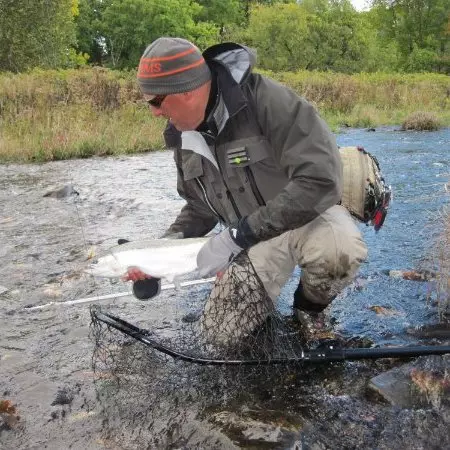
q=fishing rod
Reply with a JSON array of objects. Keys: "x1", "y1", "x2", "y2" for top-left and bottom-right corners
[
  {"x1": 26, "y1": 277, "x2": 215, "y2": 311},
  {"x1": 92, "y1": 310, "x2": 450, "y2": 366}
]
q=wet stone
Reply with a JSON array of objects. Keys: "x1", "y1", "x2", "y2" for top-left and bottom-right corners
[
  {"x1": 369, "y1": 355, "x2": 450, "y2": 408},
  {"x1": 210, "y1": 411, "x2": 302, "y2": 447},
  {"x1": 51, "y1": 388, "x2": 74, "y2": 406},
  {"x1": 43, "y1": 185, "x2": 79, "y2": 199},
  {"x1": 0, "y1": 400, "x2": 20, "y2": 431},
  {"x1": 181, "y1": 310, "x2": 202, "y2": 323},
  {"x1": 0, "y1": 415, "x2": 11, "y2": 432}
]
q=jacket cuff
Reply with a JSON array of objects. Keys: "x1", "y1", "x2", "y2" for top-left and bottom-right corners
[{"x1": 229, "y1": 216, "x2": 260, "y2": 249}]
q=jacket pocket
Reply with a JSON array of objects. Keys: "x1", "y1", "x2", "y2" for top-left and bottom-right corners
[
  {"x1": 222, "y1": 136, "x2": 276, "y2": 210},
  {"x1": 181, "y1": 151, "x2": 203, "y2": 181},
  {"x1": 223, "y1": 135, "x2": 289, "y2": 211},
  {"x1": 224, "y1": 136, "x2": 271, "y2": 174}
]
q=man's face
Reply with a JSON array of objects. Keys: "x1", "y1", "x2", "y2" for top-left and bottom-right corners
[{"x1": 144, "y1": 91, "x2": 205, "y2": 132}]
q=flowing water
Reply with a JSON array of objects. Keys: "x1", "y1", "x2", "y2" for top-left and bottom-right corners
[{"x1": 0, "y1": 127, "x2": 449, "y2": 449}]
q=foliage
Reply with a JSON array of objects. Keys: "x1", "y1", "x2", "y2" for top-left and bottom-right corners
[
  {"x1": 1, "y1": 68, "x2": 448, "y2": 162},
  {"x1": 243, "y1": 3, "x2": 312, "y2": 71},
  {"x1": 0, "y1": 0, "x2": 78, "y2": 72},
  {"x1": 75, "y1": 0, "x2": 106, "y2": 65},
  {"x1": 74, "y1": 0, "x2": 219, "y2": 68},
  {"x1": 2, "y1": 0, "x2": 448, "y2": 74},
  {"x1": 301, "y1": 0, "x2": 369, "y2": 73},
  {"x1": 242, "y1": 0, "x2": 399, "y2": 72},
  {"x1": 196, "y1": 0, "x2": 242, "y2": 33},
  {"x1": 370, "y1": 0, "x2": 450, "y2": 72},
  {"x1": 401, "y1": 111, "x2": 441, "y2": 131}
]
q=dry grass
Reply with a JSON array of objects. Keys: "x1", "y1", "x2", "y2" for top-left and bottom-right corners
[
  {"x1": 0, "y1": 104, "x2": 165, "y2": 162},
  {"x1": 0, "y1": 68, "x2": 449, "y2": 161},
  {"x1": 265, "y1": 70, "x2": 450, "y2": 113},
  {"x1": 401, "y1": 112, "x2": 441, "y2": 131},
  {"x1": 0, "y1": 68, "x2": 165, "y2": 162}
]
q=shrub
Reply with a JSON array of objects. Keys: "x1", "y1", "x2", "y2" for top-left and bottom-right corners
[{"x1": 401, "y1": 112, "x2": 441, "y2": 131}]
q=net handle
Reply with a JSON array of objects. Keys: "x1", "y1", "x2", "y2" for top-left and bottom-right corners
[{"x1": 91, "y1": 309, "x2": 450, "y2": 365}]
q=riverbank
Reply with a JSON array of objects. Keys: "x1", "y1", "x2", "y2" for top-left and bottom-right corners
[{"x1": 0, "y1": 68, "x2": 449, "y2": 162}]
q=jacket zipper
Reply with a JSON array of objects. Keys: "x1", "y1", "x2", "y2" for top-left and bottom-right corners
[
  {"x1": 226, "y1": 189, "x2": 242, "y2": 220},
  {"x1": 195, "y1": 177, "x2": 225, "y2": 224},
  {"x1": 244, "y1": 167, "x2": 266, "y2": 207},
  {"x1": 218, "y1": 161, "x2": 242, "y2": 220}
]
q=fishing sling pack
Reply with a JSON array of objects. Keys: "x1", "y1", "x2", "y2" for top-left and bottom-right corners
[{"x1": 339, "y1": 146, "x2": 391, "y2": 231}]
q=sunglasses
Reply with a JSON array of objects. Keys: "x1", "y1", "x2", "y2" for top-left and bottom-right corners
[{"x1": 146, "y1": 94, "x2": 167, "y2": 108}]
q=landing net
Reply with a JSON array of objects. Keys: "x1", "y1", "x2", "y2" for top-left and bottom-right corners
[{"x1": 89, "y1": 253, "x2": 312, "y2": 446}]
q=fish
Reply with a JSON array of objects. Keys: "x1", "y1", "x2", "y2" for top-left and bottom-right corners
[{"x1": 86, "y1": 237, "x2": 209, "y2": 282}]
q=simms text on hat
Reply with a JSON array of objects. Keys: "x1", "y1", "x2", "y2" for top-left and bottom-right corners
[{"x1": 137, "y1": 37, "x2": 211, "y2": 95}]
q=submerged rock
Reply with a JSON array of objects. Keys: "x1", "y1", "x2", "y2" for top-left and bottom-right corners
[
  {"x1": 0, "y1": 400, "x2": 20, "y2": 431},
  {"x1": 369, "y1": 355, "x2": 450, "y2": 408},
  {"x1": 210, "y1": 410, "x2": 302, "y2": 448},
  {"x1": 51, "y1": 387, "x2": 74, "y2": 406},
  {"x1": 0, "y1": 285, "x2": 8, "y2": 295},
  {"x1": 388, "y1": 269, "x2": 436, "y2": 281},
  {"x1": 43, "y1": 185, "x2": 79, "y2": 199}
]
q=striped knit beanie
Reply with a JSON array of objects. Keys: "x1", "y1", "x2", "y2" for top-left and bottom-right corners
[{"x1": 137, "y1": 37, "x2": 211, "y2": 95}]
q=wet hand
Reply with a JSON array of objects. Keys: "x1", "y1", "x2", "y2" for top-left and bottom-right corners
[
  {"x1": 122, "y1": 266, "x2": 152, "y2": 282},
  {"x1": 121, "y1": 267, "x2": 162, "y2": 300}
]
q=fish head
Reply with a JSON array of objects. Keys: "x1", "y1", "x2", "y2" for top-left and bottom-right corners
[{"x1": 86, "y1": 254, "x2": 126, "y2": 278}]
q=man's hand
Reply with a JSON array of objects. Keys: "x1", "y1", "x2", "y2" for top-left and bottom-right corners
[
  {"x1": 196, "y1": 227, "x2": 244, "y2": 277},
  {"x1": 122, "y1": 266, "x2": 150, "y2": 282}
]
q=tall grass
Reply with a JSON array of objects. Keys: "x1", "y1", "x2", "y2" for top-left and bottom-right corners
[
  {"x1": 0, "y1": 68, "x2": 449, "y2": 162},
  {"x1": 0, "y1": 68, "x2": 165, "y2": 162},
  {"x1": 267, "y1": 70, "x2": 450, "y2": 130}
]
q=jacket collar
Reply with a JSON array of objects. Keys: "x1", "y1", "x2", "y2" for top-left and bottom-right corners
[{"x1": 205, "y1": 60, "x2": 248, "y2": 136}]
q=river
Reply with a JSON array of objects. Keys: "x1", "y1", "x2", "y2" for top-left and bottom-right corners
[{"x1": 0, "y1": 127, "x2": 449, "y2": 449}]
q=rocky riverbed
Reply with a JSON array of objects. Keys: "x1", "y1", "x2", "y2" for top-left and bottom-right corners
[{"x1": 1, "y1": 127, "x2": 449, "y2": 449}]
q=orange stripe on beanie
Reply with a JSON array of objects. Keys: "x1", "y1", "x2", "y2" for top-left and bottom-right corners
[{"x1": 137, "y1": 38, "x2": 211, "y2": 95}]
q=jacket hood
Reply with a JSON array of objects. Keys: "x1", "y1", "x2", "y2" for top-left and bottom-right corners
[{"x1": 203, "y1": 42, "x2": 256, "y2": 85}]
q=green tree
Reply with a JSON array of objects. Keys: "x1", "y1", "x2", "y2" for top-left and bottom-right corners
[
  {"x1": 370, "y1": 0, "x2": 450, "y2": 72},
  {"x1": 245, "y1": 1, "x2": 371, "y2": 72},
  {"x1": 99, "y1": 0, "x2": 219, "y2": 68},
  {"x1": 0, "y1": 0, "x2": 78, "y2": 72},
  {"x1": 357, "y1": 9, "x2": 402, "y2": 71},
  {"x1": 303, "y1": 0, "x2": 368, "y2": 72},
  {"x1": 196, "y1": 0, "x2": 242, "y2": 34},
  {"x1": 75, "y1": 0, "x2": 105, "y2": 65},
  {"x1": 244, "y1": 3, "x2": 312, "y2": 70},
  {"x1": 239, "y1": 0, "x2": 296, "y2": 24}
]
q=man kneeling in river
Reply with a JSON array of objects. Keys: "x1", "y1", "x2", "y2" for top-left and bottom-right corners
[{"x1": 124, "y1": 37, "x2": 368, "y2": 346}]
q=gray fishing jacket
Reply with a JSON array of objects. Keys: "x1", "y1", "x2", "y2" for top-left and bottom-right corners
[{"x1": 163, "y1": 43, "x2": 342, "y2": 242}]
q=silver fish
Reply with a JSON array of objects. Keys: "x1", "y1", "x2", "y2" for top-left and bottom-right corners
[{"x1": 87, "y1": 237, "x2": 209, "y2": 282}]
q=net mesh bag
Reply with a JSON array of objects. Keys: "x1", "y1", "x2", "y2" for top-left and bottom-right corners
[{"x1": 90, "y1": 253, "x2": 314, "y2": 447}]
